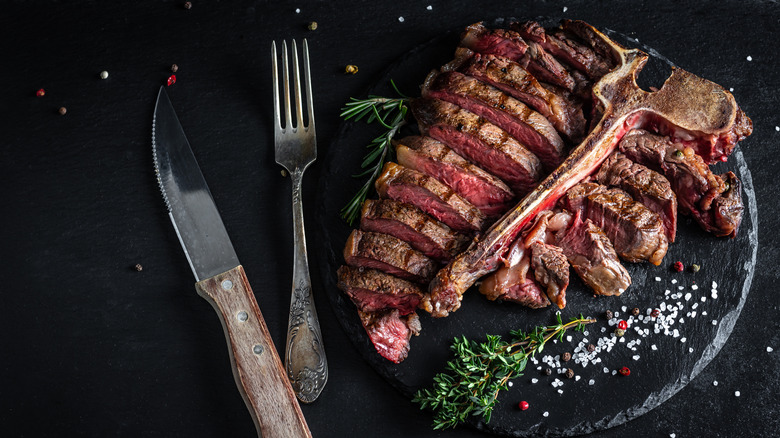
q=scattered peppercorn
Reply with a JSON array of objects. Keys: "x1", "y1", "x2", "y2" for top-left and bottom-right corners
[
  {"x1": 631, "y1": 307, "x2": 640, "y2": 316},
  {"x1": 544, "y1": 368, "x2": 552, "y2": 376},
  {"x1": 134, "y1": 263, "x2": 143, "y2": 272},
  {"x1": 58, "y1": 107, "x2": 67, "y2": 115},
  {"x1": 617, "y1": 320, "x2": 628, "y2": 330},
  {"x1": 587, "y1": 344, "x2": 596, "y2": 353},
  {"x1": 99, "y1": 70, "x2": 109, "y2": 80},
  {"x1": 345, "y1": 64, "x2": 358, "y2": 74},
  {"x1": 605, "y1": 309, "x2": 614, "y2": 320},
  {"x1": 691, "y1": 263, "x2": 701, "y2": 273},
  {"x1": 167, "y1": 75, "x2": 177, "y2": 86},
  {"x1": 171, "y1": 64, "x2": 179, "y2": 73},
  {"x1": 518, "y1": 401, "x2": 529, "y2": 411},
  {"x1": 36, "y1": 88, "x2": 45, "y2": 97},
  {"x1": 281, "y1": 169, "x2": 288, "y2": 177},
  {"x1": 673, "y1": 149, "x2": 684, "y2": 159},
  {"x1": 308, "y1": 21, "x2": 318, "y2": 31},
  {"x1": 619, "y1": 366, "x2": 631, "y2": 376},
  {"x1": 562, "y1": 352, "x2": 571, "y2": 362},
  {"x1": 615, "y1": 328, "x2": 625, "y2": 337},
  {"x1": 183, "y1": 1, "x2": 192, "y2": 9},
  {"x1": 565, "y1": 368, "x2": 575, "y2": 379},
  {"x1": 673, "y1": 261, "x2": 684, "y2": 272},
  {"x1": 651, "y1": 308, "x2": 661, "y2": 318}
]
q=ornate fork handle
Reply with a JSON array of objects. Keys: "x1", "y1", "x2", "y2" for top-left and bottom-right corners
[{"x1": 285, "y1": 167, "x2": 328, "y2": 403}]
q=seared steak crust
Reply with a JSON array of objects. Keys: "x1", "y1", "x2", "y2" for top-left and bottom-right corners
[
  {"x1": 529, "y1": 241, "x2": 570, "y2": 309},
  {"x1": 358, "y1": 309, "x2": 421, "y2": 364},
  {"x1": 360, "y1": 198, "x2": 469, "y2": 261},
  {"x1": 375, "y1": 162, "x2": 486, "y2": 232},
  {"x1": 343, "y1": 229, "x2": 437, "y2": 283},
  {"x1": 562, "y1": 182, "x2": 669, "y2": 265},
  {"x1": 396, "y1": 135, "x2": 514, "y2": 217},
  {"x1": 519, "y1": 40, "x2": 577, "y2": 92},
  {"x1": 337, "y1": 266, "x2": 424, "y2": 315},
  {"x1": 460, "y1": 22, "x2": 528, "y2": 60},
  {"x1": 422, "y1": 71, "x2": 565, "y2": 169},
  {"x1": 556, "y1": 211, "x2": 631, "y2": 296},
  {"x1": 411, "y1": 98, "x2": 543, "y2": 194},
  {"x1": 596, "y1": 152, "x2": 678, "y2": 242}
]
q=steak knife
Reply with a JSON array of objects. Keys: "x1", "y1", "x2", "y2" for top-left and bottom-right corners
[{"x1": 152, "y1": 87, "x2": 311, "y2": 438}]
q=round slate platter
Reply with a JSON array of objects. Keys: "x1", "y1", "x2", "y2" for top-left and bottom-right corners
[{"x1": 314, "y1": 17, "x2": 758, "y2": 437}]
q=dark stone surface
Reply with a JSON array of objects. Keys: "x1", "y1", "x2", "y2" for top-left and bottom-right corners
[{"x1": 1, "y1": 1, "x2": 778, "y2": 437}]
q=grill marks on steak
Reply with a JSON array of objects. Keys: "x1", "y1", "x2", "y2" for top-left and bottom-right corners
[
  {"x1": 337, "y1": 266, "x2": 424, "y2": 315},
  {"x1": 358, "y1": 309, "x2": 421, "y2": 364},
  {"x1": 619, "y1": 129, "x2": 743, "y2": 238},
  {"x1": 456, "y1": 51, "x2": 587, "y2": 142},
  {"x1": 556, "y1": 211, "x2": 631, "y2": 296},
  {"x1": 360, "y1": 199, "x2": 469, "y2": 261},
  {"x1": 343, "y1": 229, "x2": 437, "y2": 283},
  {"x1": 411, "y1": 98, "x2": 543, "y2": 194},
  {"x1": 596, "y1": 152, "x2": 678, "y2": 242},
  {"x1": 562, "y1": 182, "x2": 669, "y2": 265},
  {"x1": 395, "y1": 135, "x2": 515, "y2": 217},
  {"x1": 422, "y1": 71, "x2": 566, "y2": 169},
  {"x1": 375, "y1": 162, "x2": 486, "y2": 232},
  {"x1": 460, "y1": 22, "x2": 528, "y2": 60}
]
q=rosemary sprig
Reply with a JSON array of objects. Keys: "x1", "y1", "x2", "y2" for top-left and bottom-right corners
[
  {"x1": 339, "y1": 80, "x2": 409, "y2": 225},
  {"x1": 412, "y1": 314, "x2": 595, "y2": 430}
]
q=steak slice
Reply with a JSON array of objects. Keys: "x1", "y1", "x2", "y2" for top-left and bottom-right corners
[
  {"x1": 595, "y1": 152, "x2": 678, "y2": 242},
  {"x1": 562, "y1": 182, "x2": 668, "y2": 265},
  {"x1": 395, "y1": 136, "x2": 514, "y2": 217},
  {"x1": 519, "y1": 40, "x2": 577, "y2": 92},
  {"x1": 529, "y1": 241, "x2": 570, "y2": 309},
  {"x1": 375, "y1": 162, "x2": 486, "y2": 232},
  {"x1": 359, "y1": 198, "x2": 469, "y2": 261},
  {"x1": 337, "y1": 266, "x2": 424, "y2": 315},
  {"x1": 460, "y1": 22, "x2": 528, "y2": 60},
  {"x1": 422, "y1": 71, "x2": 566, "y2": 169},
  {"x1": 556, "y1": 211, "x2": 631, "y2": 296},
  {"x1": 343, "y1": 229, "x2": 437, "y2": 283},
  {"x1": 411, "y1": 98, "x2": 543, "y2": 194},
  {"x1": 619, "y1": 129, "x2": 743, "y2": 238},
  {"x1": 514, "y1": 21, "x2": 613, "y2": 79},
  {"x1": 455, "y1": 50, "x2": 586, "y2": 142},
  {"x1": 477, "y1": 238, "x2": 550, "y2": 309},
  {"x1": 358, "y1": 309, "x2": 421, "y2": 363},
  {"x1": 560, "y1": 20, "x2": 618, "y2": 67}
]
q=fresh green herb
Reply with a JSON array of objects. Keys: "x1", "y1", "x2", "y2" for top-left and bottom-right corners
[
  {"x1": 339, "y1": 80, "x2": 409, "y2": 225},
  {"x1": 412, "y1": 314, "x2": 595, "y2": 430}
]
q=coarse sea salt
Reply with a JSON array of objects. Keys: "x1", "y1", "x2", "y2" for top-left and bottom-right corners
[
  {"x1": 589, "y1": 379, "x2": 595, "y2": 385},
  {"x1": 531, "y1": 378, "x2": 538, "y2": 384},
  {"x1": 776, "y1": 126, "x2": 780, "y2": 132},
  {"x1": 671, "y1": 279, "x2": 678, "y2": 284},
  {"x1": 747, "y1": 55, "x2": 753, "y2": 61},
  {"x1": 508, "y1": 381, "x2": 513, "y2": 387},
  {"x1": 768, "y1": 347, "x2": 774, "y2": 353},
  {"x1": 563, "y1": 6, "x2": 568, "y2": 12},
  {"x1": 712, "y1": 319, "x2": 718, "y2": 325},
  {"x1": 655, "y1": 276, "x2": 661, "y2": 282},
  {"x1": 735, "y1": 391, "x2": 741, "y2": 397},
  {"x1": 689, "y1": 347, "x2": 694, "y2": 353},
  {"x1": 713, "y1": 380, "x2": 718, "y2": 386},
  {"x1": 543, "y1": 411, "x2": 549, "y2": 417},
  {"x1": 398, "y1": 16, "x2": 405, "y2": 22},
  {"x1": 691, "y1": 284, "x2": 699, "y2": 290},
  {"x1": 426, "y1": 5, "x2": 433, "y2": 10}
]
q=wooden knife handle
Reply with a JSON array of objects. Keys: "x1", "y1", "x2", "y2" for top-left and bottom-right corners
[{"x1": 195, "y1": 265, "x2": 312, "y2": 438}]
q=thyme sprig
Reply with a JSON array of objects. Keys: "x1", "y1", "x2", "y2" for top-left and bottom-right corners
[
  {"x1": 413, "y1": 314, "x2": 595, "y2": 430},
  {"x1": 339, "y1": 80, "x2": 409, "y2": 225}
]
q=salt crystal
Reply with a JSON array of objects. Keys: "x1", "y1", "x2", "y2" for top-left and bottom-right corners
[
  {"x1": 655, "y1": 276, "x2": 661, "y2": 282},
  {"x1": 295, "y1": 8, "x2": 301, "y2": 13},
  {"x1": 746, "y1": 55, "x2": 753, "y2": 61},
  {"x1": 651, "y1": 344, "x2": 658, "y2": 351},
  {"x1": 584, "y1": 331, "x2": 589, "y2": 336},
  {"x1": 691, "y1": 311, "x2": 697, "y2": 318},
  {"x1": 398, "y1": 16, "x2": 405, "y2": 22},
  {"x1": 768, "y1": 347, "x2": 774, "y2": 353},
  {"x1": 678, "y1": 285, "x2": 685, "y2": 291},
  {"x1": 589, "y1": 379, "x2": 595, "y2": 385},
  {"x1": 575, "y1": 375, "x2": 581, "y2": 381},
  {"x1": 426, "y1": 5, "x2": 433, "y2": 10},
  {"x1": 712, "y1": 281, "x2": 718, "y2": 288},
  {"x1": 685, "y1": 293, "x2": 692, "y2": 301},
  {"x1": 633, "y1": 355, "x2": 640, "y2": 360},
  {"x1": 689, "y1": 347, "x2": 694, "y2": 353},
  {"x1": 567, "y1": 335, "x2": 573, "y2": 342},
  {"x1": 670, "y1": 434, "x2": 677, "y2": 438},
  {"x1": 531, "y1": 378, "x2": 538, "y2": 384},
  {"x1": 601, "y1": 327, "x2": 607, "y2": 333},
  {"x1": 680, "y1": 337, "x2": 687, "y2": 343},
  {"x1": 612, "y1": 370, "x2": 617, "y2": 375},
  {"x1": 558, "y1": 389, "x2": 564, "y2": 394},
  {"x1": 508, "y1": 381, "x2": 513, "y2": 387},
  {"x1": 537, "y1": 366, "x2": 542, "y2": 370},
  {"x1": 691, "y1": 284, "x2": 699, "y2": 290},
  {"x1": 730, "y1": 87, "x2": 735, "y2": 92},
  {"x1": 671, "y1": 279, "x2": 678, "y2": 284},
  {"x1": 713, "y1": 380, "x2": 718, "y2": 386},
  {"x1": 712, "y1": 320, "x2": 718, "y2": 325},
  {"x1": 702, "y1": 311, "x2": 708, "y2": 316},
  {"x1": 603, "y1": 367, "x2": 610, "y2": 373},
  {"x1": 735, "y1": 391, "x2": 741, "y2": 397},
  {"x1": 692, "y1": 303, "x2": 699, "y2": 309},
  {"x1": 563, "y1": 6, "x2": 568, "y2": 12},
  {"x1": 622, "y1": 306, "x2": 627, "y2": 312},
  {"x1": 673, "y1": 329, "x2": 680, "y2": 338},
  {"x1": 543, "y1": 411, "x2": 549, "y2": 417},
  {"x1": 701, "y1": 296, "x2": 707, "y2": 302},
  {"x1": 776, "y1": 126, "x2": 780, "y2": 132}
]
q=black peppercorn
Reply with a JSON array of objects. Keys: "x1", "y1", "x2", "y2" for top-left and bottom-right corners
[
  {"x1": 691, "y1": 263, "x2": 701, "y2": 273},
  {"x1": 183, "y1": 1, "x2": 192, "y2": 9},
  {"x1": 171, "y1": 64, "x2": 179, "y2": 73},
  {"x1": 134, "y1": 263, "x2": 143, "y2": 272},
  {"x1": 565, "y1": 368, "x2": 574, "y2": 379},
  {"x1": 587, "y1": 344, "x2": 596, "y2": 353},
  {"x1": 632, "y1": 307, "x2": 640, "y2": 316},
  {"x1": 58, "y1": 107, "x2": 67, "y2": 115},
  {"x1": 308, "y1": 21, "x2": 318, "y2": 31},
  {"x1": 544, "y1": 368, "x2": 552, "y2": 376},
  {"x1": 562, "y1": 352, "x2": 571, "y2": 362},
  {"x1": 605, "y1": 309, "x2": 614, "y2": 320}
]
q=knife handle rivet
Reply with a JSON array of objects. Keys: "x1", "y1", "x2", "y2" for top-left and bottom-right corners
[
  {"x1": 237, "y1": 311, "x2": 248, "y2": 322},
  {"x1": 253, "y1": 344, "x2": 264, "y2": 355},
  {"x1": 221, "y1": 280, "x2": 233, "y2": 290}
]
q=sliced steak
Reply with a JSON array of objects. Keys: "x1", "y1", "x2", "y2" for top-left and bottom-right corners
[
  {"x1": 343, "y1": 229, "x2": 437, "y2": 283},
  {"x1": 556, "y1": 211, "x2": 631, "y2": 296},
  {"x1": 460, "y1": 22, "x2": 528, "y2": 60},
  {"x1": 395, "y1": 136, "x2": 514, "y2": 217},
  {"x1": 596, "y1": 152, "x2": 678, "y2": 242},
  {"x1": 562, "y1": 182, "x2": 668, "y2": 265},
  {"x1": 519, "y1": 40, "x2": 577, "y2": 92},
  {"x1": 358, "y1": 309, "x2": 421, "y2": 363},
  {"x1": 375, "y1": 162, "x2": 486, "y2": 232},
  {"x1": 560, "y1": 20, "x2": 618, "y2": 67},
  {"x1": 455, "y1": 51, "x2": 586, "y2": 142},
  {"x1": 359, "y1": 198, "x2": 469, "y2": 261},
  {"x1": 337, "y1": 266, "x2": 423, "y2": 315},
  {"x1": 619, "y1": 129, "x2": 743, "y2": 238},
  {"x1": 529, "y1": 241, "x2": 570, "y2": 309},
  {"x1": 514, "y1": 21, "x2": 612, "y2": 79},
  {"x1": 410, "y1": 98, "x2": 543, "y2": 194},
  {"x1": 422, "y1": 71, "x2": 566, "y2": 169},
  {"x1": 477, "y1": 238, "x2": 550, "y2": 309}
]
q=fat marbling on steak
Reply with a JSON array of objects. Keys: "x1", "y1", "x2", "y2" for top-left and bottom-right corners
[{"x1": 358, "y1": 309, "x2": 421, "y2": 364}]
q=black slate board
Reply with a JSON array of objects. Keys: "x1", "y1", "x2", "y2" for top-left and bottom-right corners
[{"x1": 316, "y1": 18, "x2": 758, "y2": 436}]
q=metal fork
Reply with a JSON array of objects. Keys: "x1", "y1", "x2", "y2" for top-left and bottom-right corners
[{"x1": 272, "y1": 39, "x2": 328, "y2": 403}]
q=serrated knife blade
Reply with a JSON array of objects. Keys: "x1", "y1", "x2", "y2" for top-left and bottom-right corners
[{"x1": 152, "y1": 87, "x2": 311, "y2": 438}]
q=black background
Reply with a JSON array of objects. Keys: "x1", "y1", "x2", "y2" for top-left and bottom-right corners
[{"x1": 1, "y1": 1, "x2": 778, "y2": 437}]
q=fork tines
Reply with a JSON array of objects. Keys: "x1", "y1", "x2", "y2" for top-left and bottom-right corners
[{"x1": 272, "y1": 39, "x2": 315, "y2": 135}]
